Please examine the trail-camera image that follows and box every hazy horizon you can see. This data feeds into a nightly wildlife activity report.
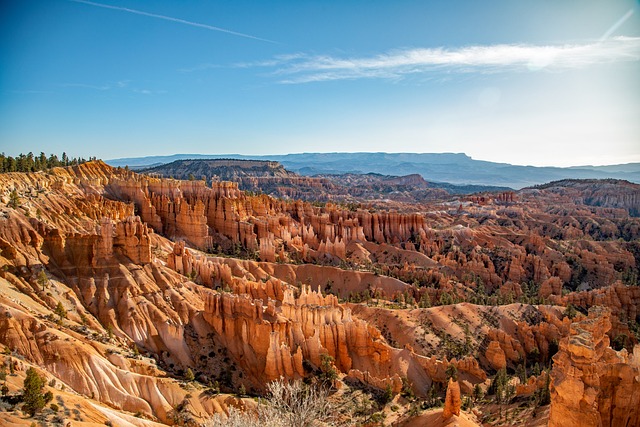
[2,0,639,167]
[104,151,640,169]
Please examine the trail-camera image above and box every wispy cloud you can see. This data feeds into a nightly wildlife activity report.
[178,63,221,73]
[59,80,165,95]
[180,55,303,73]
[10,90,54,95]
[59,82,112,90]
[59,80,129,91]
[246,37,640,83]
[69,0,277,44]
[133,88,167,95]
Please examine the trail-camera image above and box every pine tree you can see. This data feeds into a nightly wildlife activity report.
[184,368,195,382]
[383,383,393,403]
[8,189,20,209]
[445,363,458,381]
[516,360,527,384]
[419,292,431,308]
[37,270,49,292]
[538,371,551,405]
[319,353,338,383]
[473,383,484,401]
[439,291,453,306]
[54,302,66,321]
[489,368,509,403]
[463,324,472,355]
[106,324,114,340]
[22,367,45,416]
[564,304,577,320]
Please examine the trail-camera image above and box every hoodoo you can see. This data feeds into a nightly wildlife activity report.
[0,160,638,426]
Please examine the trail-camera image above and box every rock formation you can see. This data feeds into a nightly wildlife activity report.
[485,340,507,370]
[549,306,640,427]
[1,161,639,426]
[442,378,462,419]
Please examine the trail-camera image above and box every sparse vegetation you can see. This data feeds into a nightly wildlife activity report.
[8,189,20,209]
[54,302,67,322]
[564,303,577,320]
[445,363,458,381]
[37,270,49,292]
[22,367,46,416]
[205,379,335,427]
[318,353,338,384]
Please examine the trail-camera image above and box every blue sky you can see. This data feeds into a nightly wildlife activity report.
[1,0,639,166]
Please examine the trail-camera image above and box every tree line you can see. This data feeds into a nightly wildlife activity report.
[0,152,97,173]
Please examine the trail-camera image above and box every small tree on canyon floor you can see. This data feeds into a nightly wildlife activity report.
[318,353,338,384]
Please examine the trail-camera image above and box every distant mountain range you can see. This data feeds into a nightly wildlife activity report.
[106,152,640,189]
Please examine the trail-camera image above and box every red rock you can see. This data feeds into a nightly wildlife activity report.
[442,378,461,419]
[549,306,640,427]
[485,341,507,370]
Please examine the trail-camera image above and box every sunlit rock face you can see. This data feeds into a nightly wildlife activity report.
[549,306,640,427]
[442,378,461,419]
[1,161,639,426]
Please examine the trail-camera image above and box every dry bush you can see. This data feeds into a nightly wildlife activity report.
[204,379,336,427]
[204,405,278,427]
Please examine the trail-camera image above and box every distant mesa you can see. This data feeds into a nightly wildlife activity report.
[141,158,295,181]
[137,158,457,202]
[107,152,640,189]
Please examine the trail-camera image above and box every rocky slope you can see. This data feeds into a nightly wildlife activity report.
[0,161,639,426]
[531,179,640,217]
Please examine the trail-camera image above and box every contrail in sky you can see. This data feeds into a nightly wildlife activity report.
[600,9,635,42]
[69,0,277,44]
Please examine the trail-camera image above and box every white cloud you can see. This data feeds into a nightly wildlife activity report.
[255,37,640,83]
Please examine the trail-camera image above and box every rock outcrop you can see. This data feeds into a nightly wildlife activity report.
[485,340,507,370]
[549,306,640,427]
[442,378,462,419]
[202,282,427,393]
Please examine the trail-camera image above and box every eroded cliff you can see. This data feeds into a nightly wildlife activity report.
[0,161,639,426]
